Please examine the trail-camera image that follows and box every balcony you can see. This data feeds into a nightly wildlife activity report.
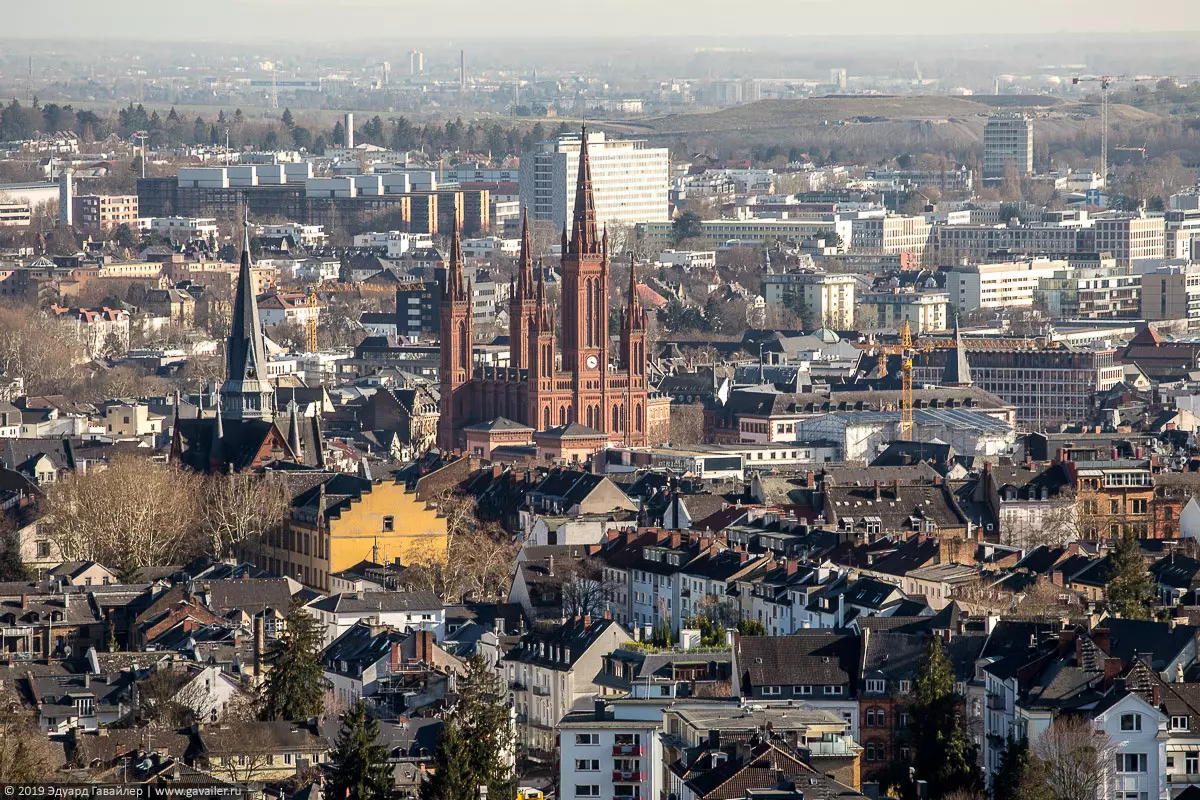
[1168,775,1200,785]
[612,745,643,756]
[612,771,645,782]
[804,740,856,757]
[533,684,551,696]
[986,694,1007,711]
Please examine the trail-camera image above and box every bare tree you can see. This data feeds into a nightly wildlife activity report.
[560,559,615,618]
[670,403,706,446]
[201,473,290,561]
[43,455,203,577]
[0,306,86,396]
[1034,715,1116,800]
[205,722,281,784]
[0,681,59,782]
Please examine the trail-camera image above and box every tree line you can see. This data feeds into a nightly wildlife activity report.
[0,98,567,158]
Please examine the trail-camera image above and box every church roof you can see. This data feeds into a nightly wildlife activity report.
[942,317,973,387]
[463,416,533,433]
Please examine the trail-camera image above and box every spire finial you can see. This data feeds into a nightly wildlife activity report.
[518,210,534,298]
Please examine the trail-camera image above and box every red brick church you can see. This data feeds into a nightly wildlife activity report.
[437,127,670,452]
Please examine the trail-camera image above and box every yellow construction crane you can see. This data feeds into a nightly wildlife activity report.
[304,284,319,353]
[875,322,1050,440]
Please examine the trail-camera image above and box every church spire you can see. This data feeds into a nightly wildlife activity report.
[517,210,534,299]
[287,391,303,461]
[209,401,225,472]
[221,210,274,421]
[446,221,465,302]
[942,315,974,388]
[569,126,600,255]
[626,254,643,326]
[536,262,551,330]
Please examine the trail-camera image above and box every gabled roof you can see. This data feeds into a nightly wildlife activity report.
[308,590,442,615]
[738,632,858,688]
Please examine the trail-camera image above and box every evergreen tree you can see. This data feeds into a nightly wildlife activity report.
[281,108,295,129]
[736,619,767,636]
[332,121,346,147]
[455,655,515,800]
[993,736,1050,800]
[1107,529,1153,620]
[260,600,329,721]
[328,701,394,800]
[421,714,473,800]
[909,636,981,798]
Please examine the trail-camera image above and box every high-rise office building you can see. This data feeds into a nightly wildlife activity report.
[519,128,669,233]
[983,113,1034,183]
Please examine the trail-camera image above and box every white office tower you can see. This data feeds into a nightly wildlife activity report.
[983,113,1033,183]
[345,112,354,149]
[59,168,73,225]
[519,127,669,233]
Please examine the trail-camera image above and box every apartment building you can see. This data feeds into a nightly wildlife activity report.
[503,617,631,759]
[73,194,138,232]
[1093,214,1166,265]
[943,258,1065,311]
[1036,265,1141,319]
[0,202,32,227]
[520,129,669,232]
[141,216,219,242]
[982,113,1033,182]
[858,289,949,332]
[1141,265,1200,329]
[762,271,856,328]
[849,215,934,262]
[912,346,1123,426]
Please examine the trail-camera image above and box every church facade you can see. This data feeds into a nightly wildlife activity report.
[437,127,670,452]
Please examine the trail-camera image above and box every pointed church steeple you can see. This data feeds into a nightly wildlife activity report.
[221,211,274,421]
[446,221,465,302]
[942,315,973,388]
[626,254,644,328]
[569,126,600,256]
[209,401,225,472]
[287,392,303,461]
[517,210,534,299]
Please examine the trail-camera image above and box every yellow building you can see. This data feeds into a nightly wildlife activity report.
[252,466,458,593]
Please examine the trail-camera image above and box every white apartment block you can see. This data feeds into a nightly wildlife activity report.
[520,130,669,232]
[1094,214,1166,265]
[558,702,666,800]
[762,272,857,328]
[657,250,717,271]
[943,258,1065,311]
[1037,267,1141,319]
[141,216,220,241]
[983,113,1033,181]
[859,289,949,332]
[849,215,934,262]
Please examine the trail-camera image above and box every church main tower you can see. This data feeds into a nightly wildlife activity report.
[437,126,663,451]
[221,218,274,421]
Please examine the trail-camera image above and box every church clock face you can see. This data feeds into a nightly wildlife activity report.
[586,355,598,369]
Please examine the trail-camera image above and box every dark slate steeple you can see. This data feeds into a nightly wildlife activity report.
[221,212,274,420]
[942,316,973,388]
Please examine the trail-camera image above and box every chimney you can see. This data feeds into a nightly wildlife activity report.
[583,614,592,628]
[253,614,265,678]
[20,594,27,609]
[1092,627,1111,654]
[391,640,402,672]
[739,551,749,565]
[892,478,901,498]
[83,673,90,689]
[670,531,682,549]
[547,555,554,576]
[806,470,816,488]
[1103,657,1123,690]
[873,480,881,501]
[786,560,798,576]
[416,629,434,664]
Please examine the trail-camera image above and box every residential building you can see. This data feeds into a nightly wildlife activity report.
[73,194,139,232]
[849,215,934,262]
[982,113,1033,182]
[252,471,450,593]
[520,128,669,232]
[101,402,164,438]
[637,218,852,249]
[943,258,1065,311]
[307,591,445,647]
[504,616,631,758]
[1037,264,1140,319]
[0,202,32,227]
[1094,214,1166,265]
[257,292,323,329]
[734,633,861,735]
[1141,265,1200,329]
[858,289,949,332]
[142,216,220,242]
[762,272,856,328]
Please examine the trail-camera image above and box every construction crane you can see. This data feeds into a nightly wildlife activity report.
[304,284,319,353]
[875,321,1050,440]
[1071,75,1197,187]
[1114,144,1148,159]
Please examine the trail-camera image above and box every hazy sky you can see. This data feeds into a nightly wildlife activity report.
[5,0,1200,40]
